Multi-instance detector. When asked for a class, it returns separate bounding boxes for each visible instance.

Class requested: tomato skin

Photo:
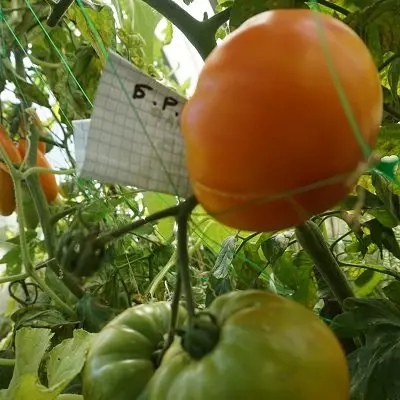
[0,126,22,216]
[17,139,59,203]
[145,290,349,400]
[0,165,16,216]
[82,302,187,400]
[181,9,382,232]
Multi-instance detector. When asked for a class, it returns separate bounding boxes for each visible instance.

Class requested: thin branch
[50,204,81,225]
[176,196,198,322]
[29,55,63,69]
[97,202,182,245]
[203,7,231,33]
[336,255,400,281]
[236,231,261,254]
[0,359,15,367]
[384,103,400,121]
[22,166,75,179]
[141,0,217,59]
[316,0,350,15]
[378,52,400,72]
[330,230,353,253]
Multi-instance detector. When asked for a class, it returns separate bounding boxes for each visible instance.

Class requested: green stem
[0,259,53,284]
[378,52,400,72]
[176,196,198,322]
[24,126,82,299]
[335,253,400,280]
[162,272,182,359]
[97,202,182,245]
[29,55,63,69]
[316,0,350,15]
[141,0,227,59]
[13,177,76,318]
[0,358,15,367]
[203,7,231,32]
[22,166,75,179]
[295,220,355,306]
[0,272,27,284]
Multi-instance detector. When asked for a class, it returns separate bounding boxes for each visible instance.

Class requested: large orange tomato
[18,139,59,203]
[0,126,22,216]
[181,9,383,232]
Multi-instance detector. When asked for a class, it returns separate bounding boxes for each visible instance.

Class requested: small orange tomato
[0,125,22,216]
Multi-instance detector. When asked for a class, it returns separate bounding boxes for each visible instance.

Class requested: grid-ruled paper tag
[72,50,192,198]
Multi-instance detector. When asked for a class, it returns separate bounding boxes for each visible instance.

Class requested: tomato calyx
[177,312,220,360]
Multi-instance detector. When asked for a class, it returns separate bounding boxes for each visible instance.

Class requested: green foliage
[0,328,93,399]
[2,0,400,399]
[332,297,400,400]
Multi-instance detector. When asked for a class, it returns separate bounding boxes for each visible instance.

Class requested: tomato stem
[24,125,83,300]
[295,220,355,306]
[97,202,183,245]
[13,177,76,318]
[176,196,198,321]
[140,0,229,59]
[157,273,182,365]
[0,358,14,367]
[22,166,75,180]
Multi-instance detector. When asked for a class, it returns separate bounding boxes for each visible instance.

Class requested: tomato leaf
[332,298,400,400]
[76,295,118,333]
[46,330,94,390]
[1,327,53,399]
[192,207,239,254]
[10,305,75,332]
[143,192,176,242]
[364,218,400,259]
[0,328,93,400]
[271,250,317,307]
[376,123,400,155]
[365,22,383,65]
[383,281,400,306]
[371,173,400,224]
[388,57,400,104]
[261,234,290,265]
[212,236,236,279]
[206,237,236,305]
[332,297,400,337]
[67,5,116,64]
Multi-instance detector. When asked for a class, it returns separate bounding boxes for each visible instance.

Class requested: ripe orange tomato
[181,9,382,232]
[18,139,59,203]
[0,126,22,216]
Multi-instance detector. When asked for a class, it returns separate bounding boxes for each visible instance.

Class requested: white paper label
[73,50,192,198]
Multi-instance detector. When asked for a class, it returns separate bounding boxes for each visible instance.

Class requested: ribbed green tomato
[143,290,350,400]
[82,302,187,400]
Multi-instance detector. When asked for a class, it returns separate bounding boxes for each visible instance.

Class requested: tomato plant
[181,9,382,232]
